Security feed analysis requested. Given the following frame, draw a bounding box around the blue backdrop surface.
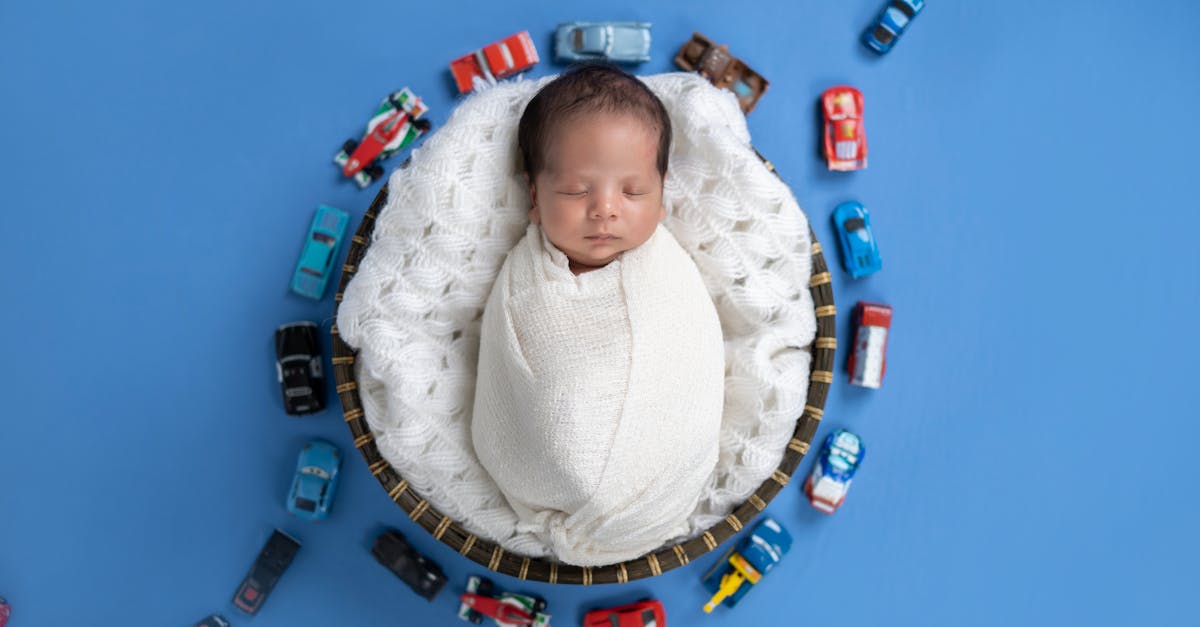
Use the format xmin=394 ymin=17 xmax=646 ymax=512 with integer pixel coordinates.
xmin=2 ymin=1 xmax=1198 ymax=626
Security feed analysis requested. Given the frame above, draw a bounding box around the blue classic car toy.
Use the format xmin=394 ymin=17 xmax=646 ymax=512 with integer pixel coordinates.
xmin=701 ymin=516 xmax=792 ymax=612
xmin=287 ymin=439 xmax=342 ymax=521
xmin=554 ymin=21 xmax=651 ymax=63
xmin=803 ymin=429 xmax=866 ymax=514
xmin=290 ymin=205 xmax=349 ymax=300
xmin=832 ymin=200 xmax=882 ymax=278
xmin=863 ymin=0 xmax=924 ymax=54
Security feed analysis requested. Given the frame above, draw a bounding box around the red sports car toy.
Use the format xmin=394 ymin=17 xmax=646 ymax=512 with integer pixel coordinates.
xmin=583 ymin=599 xmax=666 ymax=627
xmin=848 ymin=301 xmax=892 ymax=388
xmin=822 ymin=86 xmax=867 ymax=171
xmin=450 ymin=31 xmax=539 ymax=94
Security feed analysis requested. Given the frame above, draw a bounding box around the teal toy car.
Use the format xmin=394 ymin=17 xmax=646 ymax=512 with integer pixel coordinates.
xmin=290 ymin=205 xmax=349 ymax=300
xmin=701 ymin=516 xmax=792 ymax=612
xmin=287 ymin=439 xmax=341 ymax=521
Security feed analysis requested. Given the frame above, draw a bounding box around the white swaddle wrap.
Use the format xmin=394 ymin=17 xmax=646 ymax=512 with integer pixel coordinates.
xmin=471 ymin=222 xmax=725 ymax=566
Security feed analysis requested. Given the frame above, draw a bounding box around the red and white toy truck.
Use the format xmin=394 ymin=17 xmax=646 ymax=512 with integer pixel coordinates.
xmin=848 ymin=301 xmax=892 ymax=388
xmin=450 ymin=31 xmax=539 ymax=94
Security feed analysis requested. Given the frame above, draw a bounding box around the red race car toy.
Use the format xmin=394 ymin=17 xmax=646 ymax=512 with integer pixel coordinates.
xmin=822 ymin=86 xmax=867 ymax=171
xmin=335 ymin=87 xmax=431 ymax=188
xmin=848 ymin=301 xmax=892 ymax=388
xmin=583 ymin=599 xmax=666 ymax=627
xmin=450 ymin=31 xmax=539 ymax=94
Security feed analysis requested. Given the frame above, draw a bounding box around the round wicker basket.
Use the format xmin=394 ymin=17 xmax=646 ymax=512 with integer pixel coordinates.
xmin=331 ymin=156 xmax=836 ymax=584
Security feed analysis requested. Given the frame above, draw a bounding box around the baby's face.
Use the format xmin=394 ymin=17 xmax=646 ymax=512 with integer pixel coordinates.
xmin=529 ymin=112 xmax=665 ymax=274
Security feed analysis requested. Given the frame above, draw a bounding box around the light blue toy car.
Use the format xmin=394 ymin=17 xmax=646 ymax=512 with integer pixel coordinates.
xmin=290 ymin=205 xmax=349 ymax=300
xmin=554 ymin=21 xmax=651 ymax=63
xmin=863 ymin=0 xmax=924 ymax=54
xmin=832 ymin=201 xmax=882 ymax=278
xmin=287 ymin=439 xmax=342 ymax=521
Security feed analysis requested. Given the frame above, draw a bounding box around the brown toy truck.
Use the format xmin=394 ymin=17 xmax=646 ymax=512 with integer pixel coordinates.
xmin=673 ymin=32 xmax=769 ymax=113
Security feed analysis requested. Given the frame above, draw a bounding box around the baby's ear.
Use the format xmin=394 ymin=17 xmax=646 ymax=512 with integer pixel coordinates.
xmin=527 ymin=178 xmax=541 ymax=224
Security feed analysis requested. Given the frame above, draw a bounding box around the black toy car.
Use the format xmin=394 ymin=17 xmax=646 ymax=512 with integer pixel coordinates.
xmin=275 ymin=321 xmax=325 ymax=415
xmin=371 ymin=529 xmax=447 ymax=601
xmin=233 ymin=529 xmax=301 ymax=615
xmin=192 ymin=615 xmax=230 ymax=627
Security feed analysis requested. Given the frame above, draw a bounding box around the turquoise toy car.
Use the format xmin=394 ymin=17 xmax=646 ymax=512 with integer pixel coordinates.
xmin=701 ymin=516 xmax=792 ymax=612
xmin=287 ymin=439 xmax=341 ymax=521
xmin=290 ymin=205 xmax=349 ymax=300
xmin=863 ymin=0 xmax=924 ymax=54
xmin=832 ymin=200 xmax=882 ymax=278
xmin=554 ymin=21 xmax=651 ymax=63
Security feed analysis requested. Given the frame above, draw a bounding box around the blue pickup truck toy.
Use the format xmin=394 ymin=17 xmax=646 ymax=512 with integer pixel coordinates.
xmin=702 ymin=516 xmax=793 ymax=612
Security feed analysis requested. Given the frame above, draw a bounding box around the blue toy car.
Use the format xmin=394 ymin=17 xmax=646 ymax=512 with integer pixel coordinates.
xmin=832 ymin=200 xmax=882 ymax=278
xmin=554 ymin=21 xmax=651 ymax=63
xmin=863 ymin=0 xmax=924 ymax=54
xmin=701 ymin=516 xmax=792 ymax=612
xmin=290 ymin=205 xmax=349 ymax=300
xmin=287 ymin=439 xmax=342 ymax=521
xmin=803 ymin=429 xmax=866 ymax=514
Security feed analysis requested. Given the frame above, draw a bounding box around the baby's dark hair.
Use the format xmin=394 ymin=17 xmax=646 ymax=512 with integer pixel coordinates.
xmin=518 ymin=63 xmax=671 ymax=179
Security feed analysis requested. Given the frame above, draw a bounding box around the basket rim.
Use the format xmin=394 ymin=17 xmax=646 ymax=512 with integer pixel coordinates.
xmin=331 ymin=157 xmax=836 ymax=585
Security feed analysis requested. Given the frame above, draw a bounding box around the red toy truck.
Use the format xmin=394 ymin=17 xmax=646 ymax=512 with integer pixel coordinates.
xmin=450 ymin=31 xmax=539 ymax=94
xmin=848 ymin=301 xmax=892 ymax=388
xmin=584 ymin=599 xmax=666 ymax=627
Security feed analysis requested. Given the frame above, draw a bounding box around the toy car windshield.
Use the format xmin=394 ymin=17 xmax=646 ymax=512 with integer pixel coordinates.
xmin=294 ymin=497 xmax=317 ymax=512
xmin=843 ymin=217 xmax=866 ymax=232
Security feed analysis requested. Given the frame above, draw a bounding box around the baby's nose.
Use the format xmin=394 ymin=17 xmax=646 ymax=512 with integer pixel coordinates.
xmin=590 ymin=196 xmax=618 ymax=219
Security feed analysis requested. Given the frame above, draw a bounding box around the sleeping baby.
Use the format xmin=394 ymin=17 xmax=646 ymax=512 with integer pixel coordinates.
xmin=470 ymin=65 xmax=726 ymax=566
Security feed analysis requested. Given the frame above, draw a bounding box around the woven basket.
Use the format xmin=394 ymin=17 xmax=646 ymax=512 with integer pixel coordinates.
xmin=331 ymin=155 xmax=836 ymax=584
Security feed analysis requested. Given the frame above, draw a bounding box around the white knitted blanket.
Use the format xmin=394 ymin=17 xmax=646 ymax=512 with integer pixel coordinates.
xmin=337 ymin=72 xmax=816 ymax=563
xmin=472 ymin=223 xmax=725 ymax=566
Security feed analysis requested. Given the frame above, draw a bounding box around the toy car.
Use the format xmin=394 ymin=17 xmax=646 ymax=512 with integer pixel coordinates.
xmin=863 ymin=0 xmax=925 ymax=54
xmin=287 ymin=439 xmax=341 ymax=521
xmin=372 ymin=529 xmax=447 ymax=601
xmin=803 ymin=429 xmax=866 ymax=514
xmin=275 ymin=321 xmax=325 ymax=415
xmin=457 ymin=575 xmax=550 ymax=626
xmin=335 ymin=87 xmax=431 ymax=189
xmin=822 ymin=86 xmax=867 ymax=171
xmin=290 ymin=204 xmax=349 ymax=300
xmin=192 ymin=615 xmax=230 ymax=627
xmin=848 ymin=301 xmax=892 ymax=388
xmin=832 ymin=201 xmax=882 ymax=278
xmin=0 ymin=597 xmax=9 ymax=627
xmin=554 ymin=22 xmax=651 ymax=63
xmin=232 ymin=529 xmax=301 ymax=615
xmin=674 ymin=32 xmax=768 ymax=114
xmin=450 ymin=31 xmax=539 ymax=94
xmin=701 ymin=516 xmax=792 ymax=612
xmin=583 ymin=599 xmax=665 ymax=627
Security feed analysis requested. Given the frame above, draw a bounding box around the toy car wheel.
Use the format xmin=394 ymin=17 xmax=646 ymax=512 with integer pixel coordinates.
xmin=367 ymin=163 xmax=385 ymax=181
xmin=341 ymin=139 xmax=358 ymax=154
xmin=532 ymin=597 xmax=547 ymax=613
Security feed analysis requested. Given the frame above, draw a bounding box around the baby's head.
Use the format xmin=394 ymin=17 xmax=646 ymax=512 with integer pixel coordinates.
xmin=518 ymin=64 xmax=672 ymax=274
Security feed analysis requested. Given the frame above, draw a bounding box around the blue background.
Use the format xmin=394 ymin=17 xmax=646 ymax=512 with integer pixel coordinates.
xmin=2 ymin=1 xmax=1197 ymax=625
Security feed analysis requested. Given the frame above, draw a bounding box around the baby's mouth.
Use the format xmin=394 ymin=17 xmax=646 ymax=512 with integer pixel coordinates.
xmin=585 ymin=234 xmax=618 ymax=241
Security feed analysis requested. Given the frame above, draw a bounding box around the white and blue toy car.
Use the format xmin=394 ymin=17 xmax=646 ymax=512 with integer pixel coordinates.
xmin=554 ymin=21 xmax=651 ymax=63
xmin=863 ymin=0 xmax=924 ymax=54
xmin=287 ymin=439 xmax=342 ymax=521
xmin=832 ymin=200 xmax=882 ymax=278
xmin=803 ymin=429 xmax=865 ymax=514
